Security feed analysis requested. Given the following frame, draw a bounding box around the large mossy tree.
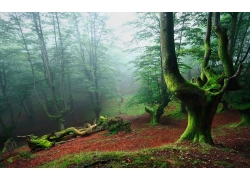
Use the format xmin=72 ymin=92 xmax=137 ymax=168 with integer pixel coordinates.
xmin=160 ymin=12 xmax=243 ymax=144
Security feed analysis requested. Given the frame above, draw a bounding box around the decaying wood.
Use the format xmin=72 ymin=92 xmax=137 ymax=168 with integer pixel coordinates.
xmin=17 ymin=123 xmax=100 ymax=152
xmin=17 ymin=117 xmax=132 ymax=152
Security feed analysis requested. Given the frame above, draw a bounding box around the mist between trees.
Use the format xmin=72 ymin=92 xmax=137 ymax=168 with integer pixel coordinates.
xmin=0 ymin=12 xmax=250 ymax=148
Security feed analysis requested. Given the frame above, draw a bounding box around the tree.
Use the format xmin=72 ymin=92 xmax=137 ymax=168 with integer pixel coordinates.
xmin=126 ymin=12 xmax=171 ymax=125
xmin=72 ymin=12 xmax=119 ymax=120
xmin=160 ymin=12 xmax=243 ymax=144
xmin=24 ymin=12 xmax=72 ymax=130
xmin=0 ymin=14 xmax=29 ymax=139
xmin=224 ymin=12 xmax=250 ymax=126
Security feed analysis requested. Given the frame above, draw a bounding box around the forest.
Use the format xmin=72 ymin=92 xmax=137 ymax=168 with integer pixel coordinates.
xmin=0 ymin=12 xmax=250 ymax=168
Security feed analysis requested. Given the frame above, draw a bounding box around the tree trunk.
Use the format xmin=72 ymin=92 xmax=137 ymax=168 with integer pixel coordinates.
xmin=180 ymin=102 xmax=187 ymax=114
xmin=59 ymin=122 xmax=65 ymax=131
xmin=160 ymin=12 xmax=241 ymax=145
xmin=145 ymin=107 xmax=159 ymax=125
xmin=145 ymin=92 xmax=170 ymax=125
xmin=219 ymin=98 xmax=229 ymax=113
xmin=178 ymin=94 xmax=222 ymax=144
xmin=94 ymin=107 xmax=101 ymax=120
xmin=237 ymin=109 xmax=250 ymax=127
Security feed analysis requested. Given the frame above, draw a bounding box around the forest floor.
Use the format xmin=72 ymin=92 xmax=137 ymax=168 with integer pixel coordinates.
xmin=1 ymin=108 xmax=250 ymax=168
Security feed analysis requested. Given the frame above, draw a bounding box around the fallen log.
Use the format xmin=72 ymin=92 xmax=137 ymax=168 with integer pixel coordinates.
xmin=18 ymin=117 xmax=132 ymax=152
xmin=17 ymin=123 xmax=99 ymax=152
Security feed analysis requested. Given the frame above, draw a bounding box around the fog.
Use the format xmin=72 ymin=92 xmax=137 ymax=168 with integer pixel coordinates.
xmin=1 ymin=12 xmax=249 ymax=151
xmin=0 ymin=12 xmax=145 ymax=148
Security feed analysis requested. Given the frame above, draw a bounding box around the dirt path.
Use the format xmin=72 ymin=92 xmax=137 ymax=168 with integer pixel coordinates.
xmin=1 ymin=109 xmax=250 ymax=168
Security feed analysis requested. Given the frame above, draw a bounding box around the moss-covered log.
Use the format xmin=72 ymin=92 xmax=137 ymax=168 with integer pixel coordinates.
xmin=97 ymin=116 xmax=131 ymax=134
xmin=18 ymin=117 xmax=132 ymax=151
xmin=17 ymin=123 xmax=98 ymax=151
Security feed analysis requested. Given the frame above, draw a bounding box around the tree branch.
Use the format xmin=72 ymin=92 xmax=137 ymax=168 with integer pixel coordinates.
xmin=239 ymin=45 xmax=250 ymax=64
xmin=214 ymin=63 xmax=243 ymax=95
xmin=201 ymin=12 xmax=212 ymax=82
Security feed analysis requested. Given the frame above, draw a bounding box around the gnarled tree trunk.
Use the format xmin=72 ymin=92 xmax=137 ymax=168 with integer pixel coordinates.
xmin=145 ymin=97 xmax=170 ymax=125
xmin=160 ymin=12 xmax=242 ymax=144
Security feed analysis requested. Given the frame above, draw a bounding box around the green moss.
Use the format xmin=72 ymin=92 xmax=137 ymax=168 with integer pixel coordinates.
xmin=98 ymin=116 xmax=131 ymax=134
xmin=7 ymin=157 xmax=13 ymax=163
xmin=213 ymin=25 xmax=235 ymax=77
xmin=177 ymin=103 xmax=217 ymax=144
xmin=145 ymin=106 xmax=159 ymax=125
xmin=18 ymin=151 xmax=35 ymax=159
xmin=30 ymin=138 xmax=54 ymax=149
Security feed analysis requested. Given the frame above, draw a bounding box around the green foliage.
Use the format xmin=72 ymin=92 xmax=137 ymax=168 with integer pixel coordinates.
xmin=18 ymin=151 xmax=35 ymax=159
xmin=101 ymin=96 xmax=145 ymax=117
xmin=7 ymin=157 xmax=13 ymax=163
xmin=125 ymin=86 xmax=162 ymax=107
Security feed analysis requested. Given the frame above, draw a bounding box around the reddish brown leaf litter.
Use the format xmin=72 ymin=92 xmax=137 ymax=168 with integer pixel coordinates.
xmin=1 ymin=109 xmax=250 ymax=168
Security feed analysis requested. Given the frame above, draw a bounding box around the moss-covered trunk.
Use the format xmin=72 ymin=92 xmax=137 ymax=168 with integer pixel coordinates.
xmin=179 ymin=96 xmax=221 ymax=144
xmin=145 ymin=97 xmax=170 ymax=125
xmin=237 ymin=109 xmax=250 ymax=127
xmin=160 ymin=13 xmax=242 ymax=145
xmin=145 ymin=107 xmax=159 ymax=125
xmin=145 ymin=106 xmax=162 ymax=125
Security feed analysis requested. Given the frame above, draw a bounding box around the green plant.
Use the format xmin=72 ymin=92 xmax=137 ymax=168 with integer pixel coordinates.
xmin=18 ymin=151 xmax=35 ymax=159
xmin=7 ymin=157 xmax=13 ymax=163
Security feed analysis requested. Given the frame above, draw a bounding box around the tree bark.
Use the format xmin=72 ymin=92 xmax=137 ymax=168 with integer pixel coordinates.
xmin=178 ymin=94 xmax=222 ymax=144
xmin=160 ymin=12 xmax=240 ymax=144
xmin=219 ymin=98 xmax=229 ymax=113
xmin=145 ymin=88 xmax=171 ymax=125
xmin=228 ymin=12 xmax=238 ymax=58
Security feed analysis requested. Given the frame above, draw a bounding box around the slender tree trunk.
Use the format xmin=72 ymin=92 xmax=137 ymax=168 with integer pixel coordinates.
xmin=32 ymin=12 xmax=69 ymax=130
xmin=74 ymin=13 xmax=99 ymax=119
xmin=67 ymin=73 xmax=74 ymax=110
xmin=228 ymin=12 xmax=238 ymax=58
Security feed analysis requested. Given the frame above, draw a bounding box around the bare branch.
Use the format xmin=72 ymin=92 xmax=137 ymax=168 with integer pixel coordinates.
xmin=239 ymin=45 xmax=250 ymax=64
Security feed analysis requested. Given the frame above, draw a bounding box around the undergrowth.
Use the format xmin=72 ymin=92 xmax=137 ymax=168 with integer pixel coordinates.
xmin=39 ymin=143 xmax=243 ymax=168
